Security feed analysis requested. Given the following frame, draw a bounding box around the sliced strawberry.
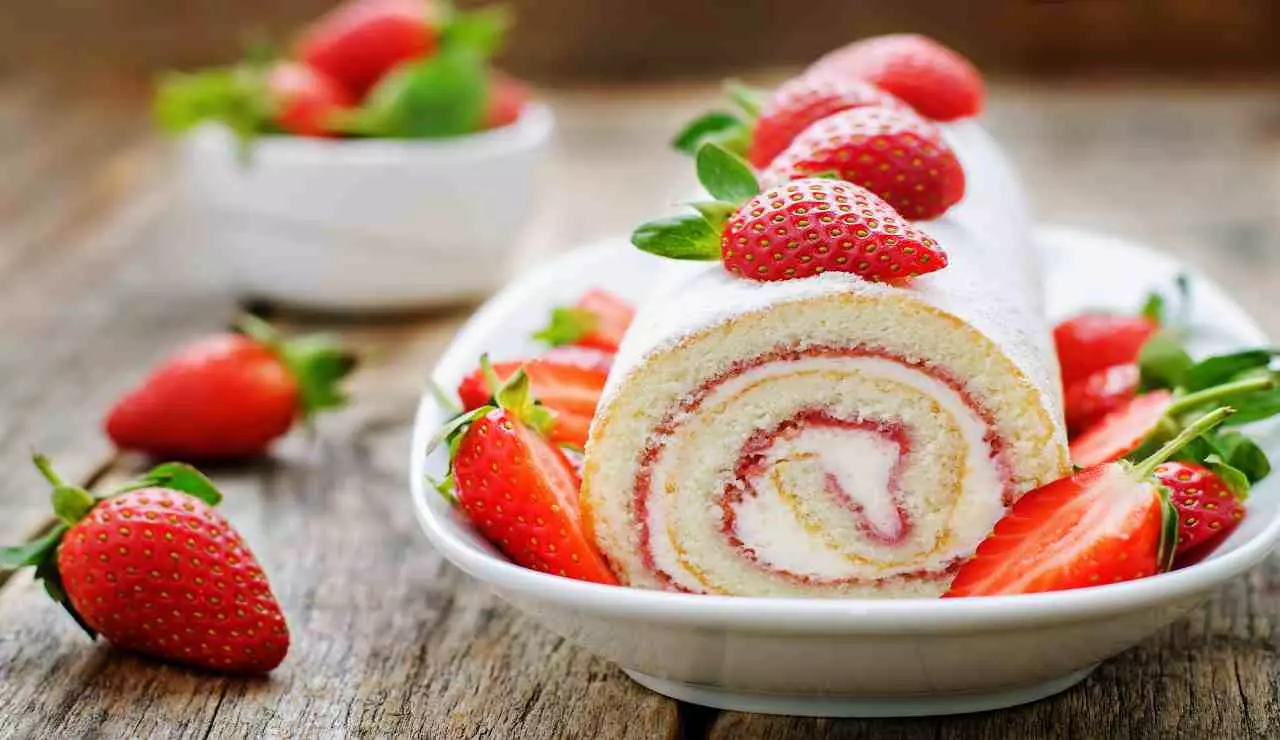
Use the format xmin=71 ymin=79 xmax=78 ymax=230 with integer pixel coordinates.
xmin=1053 ymin=314 xmax=1159 ymax=389
xmin=946 ymin=408 xmax=1231 ymax=597
xmin=296 ymin=0 xmax=437 ymax=98
xmin=456 ymin=348 xmax=612 ymax=449
xmin=1155 ymin=461 xmax=1247 ymax=564
xmin=761 ymin=106 xmax=966 ymax=221
xmin=535 ymin=289 xmax=636 ymax=353
xmin=436 ymin=369 xmax=617 ymax=584
xmin=748 ymin=75 xmax=905 ymax=169
xmin=808 ymin=34 xmax=984 ymax=122
xmin=1070 ymin=390 xmax=1173 ymax=467
xmin=1064 ymin=363 xmax=1140 ymax=437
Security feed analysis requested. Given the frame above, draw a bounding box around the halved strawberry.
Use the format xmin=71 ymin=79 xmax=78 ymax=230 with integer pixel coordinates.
xmin=1155 ymin=461 xmax=1247 ymax=565
xmin=761 ymin=105 xmax=966 ymax=221
xmin=808 ymin=34 xmax=984 ymax=122
xmin=1064 ymin=363 xmax=1141 ymax=437
xmin=534 ymin=289 xmax=635 ymax=353
xmin=1070 ymin=374 xmax=1275 ymax=467
xmin=456 ymin=348 xmax=612 ymax=449
xmin=945 ymin=408 xmax=1231 ymax=597
xmin=431 ymin=369 xmax=617 ymax=584
xmin=1053 ymin=314 xmax=1159 ymax=390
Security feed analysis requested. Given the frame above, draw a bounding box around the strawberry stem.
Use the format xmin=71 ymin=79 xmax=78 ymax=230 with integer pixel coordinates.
xmin=1131 ymin=406 xmax=1234 ymax=479
xmin=32 ymin=453 xmax=64 ymax=488
xmin=1167 ymin=375 xmax=1274 ymax=416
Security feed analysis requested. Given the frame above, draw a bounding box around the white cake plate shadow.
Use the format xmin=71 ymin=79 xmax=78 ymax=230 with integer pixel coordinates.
xmin=625 ymin=665 xmax=1098 ymax=718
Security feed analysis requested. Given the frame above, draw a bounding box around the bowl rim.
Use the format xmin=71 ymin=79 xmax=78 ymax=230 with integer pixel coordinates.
xmin=183 ymin=101 xmax=554 ymax=163
xmin=408 ymin=227 xmax=1280 ymax=636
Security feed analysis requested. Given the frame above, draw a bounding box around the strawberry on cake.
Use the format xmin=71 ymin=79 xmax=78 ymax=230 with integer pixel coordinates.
xmin=582 ymin=39 xmax=1070 ymax=598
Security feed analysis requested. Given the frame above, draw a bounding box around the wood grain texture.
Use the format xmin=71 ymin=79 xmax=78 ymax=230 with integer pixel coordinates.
xmin=1 ymin=80 xmax=1279 ymax=739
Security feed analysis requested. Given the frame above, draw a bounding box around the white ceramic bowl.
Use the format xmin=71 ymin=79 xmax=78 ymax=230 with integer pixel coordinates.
xmin=408 ymin=227 xmax=1280 ymax=717
xmin=177 ymin=103 xmax=553 ymax=312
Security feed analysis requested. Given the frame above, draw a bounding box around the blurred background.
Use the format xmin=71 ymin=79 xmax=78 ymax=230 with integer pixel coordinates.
xmin=4 ymin=0 xmax=1279 ymax=82
xmin=0 ymin=0 xmax=1277 ymax=326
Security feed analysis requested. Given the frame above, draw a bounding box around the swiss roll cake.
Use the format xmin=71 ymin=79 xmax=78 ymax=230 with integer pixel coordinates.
xmin=582 ymin=124 xmax=1070 ymax=597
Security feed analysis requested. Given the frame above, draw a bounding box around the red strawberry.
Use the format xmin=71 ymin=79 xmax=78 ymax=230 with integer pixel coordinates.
xmin=761 ymin=106 xmax=966 ymax=220
xmin=434 ymin=370 xmax=617 ymax=583
xmin=297 ymin=0 xmax=437 ymax=98
xmin=722 ymin=179 xmax=946 ymax=281
xmin=483 ymin=70 xmax=530 ymax=130
xmin=1 ymin=456 xmax=288 ymax=673
xmin=945 ymin=408 xmax=1232 ymax=597
xmin=748 ymin=75 xmax=905 ymax=169
xmin=267 ymin=61 xmax=354 ymax=137
xmin=456 ymin=348 xmax=612 ymax=449
xmin=534 ymin=289 xmax=636 ymax=353
xmin=1064 ymin=363 xmax=1140 ymax=437
xmin=634 ymin=145 xmax=948 ymax=283
xmin=1053 ymin=314 xmax=1159 ymax=389
xmin=105 ymin=317 xmax=356 ymax=460
xmin=808 ymin=34 xmax=985 ymax=122
xmin=1154 ymin=461 xmax=1246 ymax=563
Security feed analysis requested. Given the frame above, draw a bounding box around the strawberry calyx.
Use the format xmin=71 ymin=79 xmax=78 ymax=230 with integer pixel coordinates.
xmin=1122 ymin=406 xmax=1234 ymax=571
xmin=671 ymin=80 xmax=769 ymax=158
xmin=237 ymin=314 xmax=357 ymax=420
xmin=533 ymin=307 xmax=599 ymax=348
xmin=632 ymin=143 xmax=760 ymax=262
xmin=0 ymin=455 xmax=226 ymax=638
xmin=427 ymin=355 xmax=557 ymax=502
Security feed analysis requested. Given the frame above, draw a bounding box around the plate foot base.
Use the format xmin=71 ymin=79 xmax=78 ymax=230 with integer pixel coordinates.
xmin=623 ymin=665 xmax=1096 ymax=718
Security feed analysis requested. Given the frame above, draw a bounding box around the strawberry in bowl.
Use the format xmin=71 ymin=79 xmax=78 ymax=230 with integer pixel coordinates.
xmin=155 ymin=0 xmax=549 ymax=312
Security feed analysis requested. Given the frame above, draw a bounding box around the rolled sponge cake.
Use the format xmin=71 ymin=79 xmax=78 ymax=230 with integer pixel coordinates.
xmin=581 ymin=123 xmax=1070 ymax=597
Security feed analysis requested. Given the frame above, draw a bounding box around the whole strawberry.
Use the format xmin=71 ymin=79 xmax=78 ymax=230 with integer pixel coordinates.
xmin=296 ymin=0 xmax=439 ymax=98
xmin=533 ymin=288 xmax=635 ymax=353
xmin=105 ymin=316 xmax=356 ymax=460
xmin=267 ymin=61 xmax=355 ymax=137
xmin=0 ymin=456 xmax=289 ymax=673
xmin=633 ymin=143 xmax=947 ymax=283
xmin=808 ymin=34 xmax=985 ymax=122
xmin=432 ymin=363 xmax=617 ymax=583
xmin=761 ymin=105 xmax=966 ymax=221
xmin=748 ymin=75 xmax=905 ymax=169
xmin=1155 ymin=461 xmax=1247 ymax=565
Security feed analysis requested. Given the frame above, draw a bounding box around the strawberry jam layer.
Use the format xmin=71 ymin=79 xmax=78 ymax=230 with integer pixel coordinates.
xmin=632 ymin=344 xmax=1015 ymax=594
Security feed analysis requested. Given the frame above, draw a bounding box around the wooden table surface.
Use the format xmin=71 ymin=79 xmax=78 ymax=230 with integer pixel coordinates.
xmin=1 ymin=77 xmax=1279 ymax=738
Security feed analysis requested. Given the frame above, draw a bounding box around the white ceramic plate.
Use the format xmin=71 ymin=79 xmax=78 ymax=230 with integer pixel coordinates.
xmin=408 ymin=226 xmax=1280 ymax=717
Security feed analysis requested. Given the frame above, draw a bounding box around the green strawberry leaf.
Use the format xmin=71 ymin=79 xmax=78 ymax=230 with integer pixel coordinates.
xmin=153 ymin=66 xmax=273 ymax=145
xmin=135 ymin=463 xmax=224 ymax=507
xmin=280 ymin=335 xmax=359 ymax=417
xmin=0 ymin=524 xmax=68 ymax=570
xmin=346 ymin=48 xmax=488 ymax=138
xmin=1217 ymin=387 xmax=1280 ymax=426
xmin=51 ymin=486 xmax=95 ymax=524
xmin=427 ymin=472 xmax=459 ymax=505
xmin=632 ymin=214 xmax=722 ymax=261
xmin=696 ymin=143 xmax=760 ymax=203
xmin=1212 ymin=431 xmax=1271 ymax=484
xmin=1203 ymin=453 xmax=1251 ymax=499
xmin=672 ymin=111 xmax=748 ymax=156
xmin=724 ymin=80 xmax=767 ymax=119
xmin=1137 ymin=331 xmax=1194 ymax=391
xmin=689 ymin=200 xmax=739 ymax=233
xmin=533 ymin=308 xmax=598 ymax=347
xmin=1182 ymin=349 xmax=1277 ymax=392
xmin=425 ymin=405 xmax=494 ymax=457
xmin=429 ymin=379 xmax=463 ymax=417
xmin=1139 ymin=292 xmax=1164 ymax=324
xmin=440 ymin=5 xmax=511 ymax=58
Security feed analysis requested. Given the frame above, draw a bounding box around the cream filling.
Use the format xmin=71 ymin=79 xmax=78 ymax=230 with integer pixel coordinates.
xmin=643 ymin=355 xmax=1008 ymax=593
